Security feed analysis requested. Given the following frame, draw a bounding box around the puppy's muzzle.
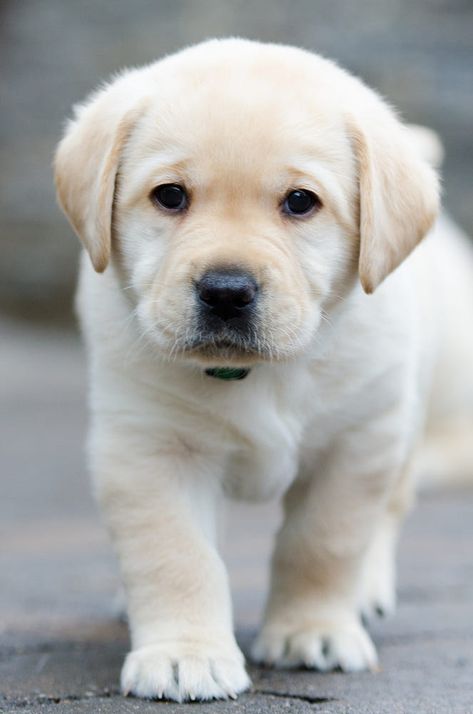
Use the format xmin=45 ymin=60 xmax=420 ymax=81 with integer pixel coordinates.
xmin=196 ymin=268 xmax=258 ymax=328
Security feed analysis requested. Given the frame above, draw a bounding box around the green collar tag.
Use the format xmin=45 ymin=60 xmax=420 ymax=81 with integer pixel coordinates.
xmin=205 ymin=367 xmax=250 ymax=381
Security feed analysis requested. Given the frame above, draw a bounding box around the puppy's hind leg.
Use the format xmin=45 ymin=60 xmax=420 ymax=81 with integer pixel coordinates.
xmin=415 ymin=419 xmax=473 ymax=489
xmin=357 ymin=515 xmax=398 ymax=623
xmin=358 ymin=465 xmax=414 ymax=623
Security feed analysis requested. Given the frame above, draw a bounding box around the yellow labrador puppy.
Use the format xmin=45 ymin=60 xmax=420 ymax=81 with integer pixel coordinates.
xmin=55 ymin=39 xmax=473 ymax=702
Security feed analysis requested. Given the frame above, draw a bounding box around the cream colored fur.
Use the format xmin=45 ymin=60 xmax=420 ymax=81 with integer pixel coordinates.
xmin=54 ymin=39 xmax=473 ymax=702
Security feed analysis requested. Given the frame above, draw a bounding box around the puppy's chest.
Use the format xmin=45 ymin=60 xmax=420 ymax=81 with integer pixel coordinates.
xmin=224 ymin=416 xmax=299 ymax=502
xmin=218 ymin=373 xmax=317 ymax=502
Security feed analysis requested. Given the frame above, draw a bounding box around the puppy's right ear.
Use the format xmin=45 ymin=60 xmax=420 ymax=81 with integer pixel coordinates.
xmin=54 ymin=81 xmax=147 ymax=272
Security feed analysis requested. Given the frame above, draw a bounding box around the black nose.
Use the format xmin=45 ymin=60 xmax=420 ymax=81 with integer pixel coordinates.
xmin=197 ymin=269 xmax=258 ymax=321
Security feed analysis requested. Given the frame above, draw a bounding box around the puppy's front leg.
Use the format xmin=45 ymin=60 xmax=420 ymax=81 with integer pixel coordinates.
xmin=92 ymin=421 xmax=250 ymax=702
xmin=253 ymin=416 xmax=408 ymax=672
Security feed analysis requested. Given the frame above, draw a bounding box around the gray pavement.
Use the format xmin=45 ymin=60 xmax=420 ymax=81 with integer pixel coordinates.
xmin=1 ymin=318 xmax=473 ymax=713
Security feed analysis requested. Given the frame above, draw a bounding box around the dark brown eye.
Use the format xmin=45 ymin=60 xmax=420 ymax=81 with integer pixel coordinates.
xmin=151 ymin=184 xmax=188 ymax=211
xmin=283 ymin=189 xmax=321 ymax=216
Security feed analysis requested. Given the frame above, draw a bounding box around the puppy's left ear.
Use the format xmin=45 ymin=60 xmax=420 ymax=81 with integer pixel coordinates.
xmin=348 ymin=111 xmax=440 ymax=293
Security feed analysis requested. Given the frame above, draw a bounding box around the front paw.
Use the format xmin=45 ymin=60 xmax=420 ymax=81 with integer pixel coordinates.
xmin=121 ymin=639 xmax=251 ymax=702
xmin=252 ymin=617 xmax=378 ymax=673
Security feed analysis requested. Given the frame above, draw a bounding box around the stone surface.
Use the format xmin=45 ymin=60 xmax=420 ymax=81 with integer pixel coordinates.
xmin=1 ymin=0 xmax=473 ymax=319
xmin=1 ymin=320 xmax=473 ymax=713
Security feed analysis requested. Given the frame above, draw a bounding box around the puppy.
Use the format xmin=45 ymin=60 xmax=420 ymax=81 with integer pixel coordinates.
xmin=54 ymin=39 xmax=473 ymax=702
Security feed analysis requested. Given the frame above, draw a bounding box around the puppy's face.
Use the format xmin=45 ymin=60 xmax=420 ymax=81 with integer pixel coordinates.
xmin=116 ymin=69 xmax=358 ymax=365
xmin=55 ymin=40 xmax=439 ymax=367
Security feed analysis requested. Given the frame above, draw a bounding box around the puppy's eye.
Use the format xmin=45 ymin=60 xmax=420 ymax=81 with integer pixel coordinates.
xmin=151 ymin=184 xmax=188 ymax=211
xmin=283 ymin=189 xmax=321 ymax=216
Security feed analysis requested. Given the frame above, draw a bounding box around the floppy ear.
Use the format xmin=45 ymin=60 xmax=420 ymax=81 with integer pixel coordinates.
xmin=348 ymin=112 xmax=440 ymax=293
xmin=54 ymin=85 xmax=147 ymax=272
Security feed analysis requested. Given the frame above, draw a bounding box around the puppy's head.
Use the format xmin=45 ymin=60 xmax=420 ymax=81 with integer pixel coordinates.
xmin=55 ymin=39 xmax=439 ymax=366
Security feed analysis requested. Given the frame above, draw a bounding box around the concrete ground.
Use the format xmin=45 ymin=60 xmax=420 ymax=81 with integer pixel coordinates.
xmin=1 ymin=318 xmax=473 ymax=713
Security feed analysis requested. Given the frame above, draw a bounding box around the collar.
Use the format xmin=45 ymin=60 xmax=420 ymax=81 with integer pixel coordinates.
xmin=205 ymin=367 xmax=251 ymax=381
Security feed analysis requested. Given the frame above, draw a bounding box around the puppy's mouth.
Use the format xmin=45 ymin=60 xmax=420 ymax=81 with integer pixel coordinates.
xmin=182 ymin=333 xmax=266 ymax=366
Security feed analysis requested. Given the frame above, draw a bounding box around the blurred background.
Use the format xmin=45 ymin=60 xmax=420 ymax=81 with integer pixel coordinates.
xmin=1 ymin=2 xmax=473 ymax=709
xmin=1 ymin=0 xmax=472 ymax=321
xmin=0 ymin=0 xmax=473 ymax=321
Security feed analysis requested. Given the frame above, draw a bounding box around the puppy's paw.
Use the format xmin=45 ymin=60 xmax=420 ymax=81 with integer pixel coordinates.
xmin=358 ymin=533 xmax=396 ymax=623
xmin=121 ymin=640 xmax=250 ymax=702
xmin=252 ymin=618 xmax=378 ymax=673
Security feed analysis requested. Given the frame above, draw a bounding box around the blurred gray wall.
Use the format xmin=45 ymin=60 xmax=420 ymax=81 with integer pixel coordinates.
xmin=1 ymin=0 xmax=472 ymax=321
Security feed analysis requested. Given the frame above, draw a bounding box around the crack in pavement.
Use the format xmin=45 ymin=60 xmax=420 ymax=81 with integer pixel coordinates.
xmin=256 ymin=688 xmax=337 ymax=705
